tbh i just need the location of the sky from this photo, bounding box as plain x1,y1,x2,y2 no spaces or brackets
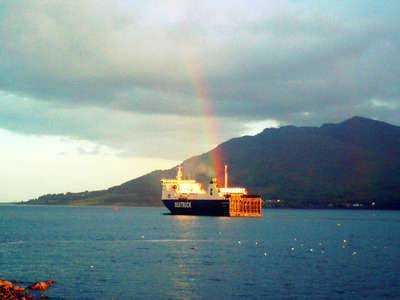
1,0,399,202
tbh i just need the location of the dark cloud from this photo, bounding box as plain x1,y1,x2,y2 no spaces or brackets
0,0,399,159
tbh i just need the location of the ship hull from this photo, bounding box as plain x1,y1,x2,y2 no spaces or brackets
162,199,230,216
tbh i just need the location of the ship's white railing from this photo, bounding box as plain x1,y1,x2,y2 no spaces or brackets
219,187,247,195
178,183,205,194
161,179,206,195
161,179,197,185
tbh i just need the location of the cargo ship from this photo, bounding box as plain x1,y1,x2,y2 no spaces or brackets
161,166,262,217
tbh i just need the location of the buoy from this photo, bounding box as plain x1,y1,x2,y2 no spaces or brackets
115,207,118,212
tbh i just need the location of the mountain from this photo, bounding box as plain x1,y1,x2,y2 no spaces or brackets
23,116,400,209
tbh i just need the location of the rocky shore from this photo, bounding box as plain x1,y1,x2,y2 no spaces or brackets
0,278,55,300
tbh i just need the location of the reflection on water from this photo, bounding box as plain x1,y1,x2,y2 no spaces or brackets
167,215,199,299
0,206,399,299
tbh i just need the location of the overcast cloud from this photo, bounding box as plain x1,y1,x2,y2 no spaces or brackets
1,0,399,201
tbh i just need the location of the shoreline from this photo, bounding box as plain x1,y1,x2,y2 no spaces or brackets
0,278,54,300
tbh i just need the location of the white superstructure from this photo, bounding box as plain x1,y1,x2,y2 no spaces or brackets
161,166,247,200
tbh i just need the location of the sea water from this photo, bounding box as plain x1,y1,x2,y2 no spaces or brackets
0,205,399,299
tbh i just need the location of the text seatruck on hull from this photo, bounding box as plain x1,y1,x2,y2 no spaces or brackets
161,166,262,217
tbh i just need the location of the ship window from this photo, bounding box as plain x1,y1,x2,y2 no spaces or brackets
210,188,213,196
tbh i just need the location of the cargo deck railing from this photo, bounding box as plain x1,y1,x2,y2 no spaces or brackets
229,194,262,217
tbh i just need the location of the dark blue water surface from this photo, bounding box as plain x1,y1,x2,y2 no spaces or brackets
0,205,399,299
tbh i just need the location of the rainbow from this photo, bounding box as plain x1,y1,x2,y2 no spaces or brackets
182,49,225,178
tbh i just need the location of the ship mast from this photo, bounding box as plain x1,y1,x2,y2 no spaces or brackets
225,165,228,188
176,166,183,182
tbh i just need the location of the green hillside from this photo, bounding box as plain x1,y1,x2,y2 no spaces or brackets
22,117,400,209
